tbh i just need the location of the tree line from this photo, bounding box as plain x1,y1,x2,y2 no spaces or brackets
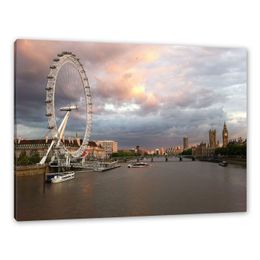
215,143,246,157
15,151,41,166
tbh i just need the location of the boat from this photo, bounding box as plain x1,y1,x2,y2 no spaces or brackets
219,161,228,167
51,171,75,183
94,161,121,172
128,162,149,168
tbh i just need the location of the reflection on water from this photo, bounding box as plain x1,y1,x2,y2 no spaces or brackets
15,159,246,220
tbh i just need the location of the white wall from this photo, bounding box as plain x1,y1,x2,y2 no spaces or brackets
0,1,259,259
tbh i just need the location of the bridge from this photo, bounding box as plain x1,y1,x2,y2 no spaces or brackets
115,154,196,163
176,155,196,161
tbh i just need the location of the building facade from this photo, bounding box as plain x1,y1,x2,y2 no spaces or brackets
192,142,207,157
209,129,217,148
96,140,118,157
14,139,106,161
183,136,189,150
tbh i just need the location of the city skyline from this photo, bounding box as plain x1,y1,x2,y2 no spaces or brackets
15,40,247,148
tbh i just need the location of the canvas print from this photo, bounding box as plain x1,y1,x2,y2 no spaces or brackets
14,40,247,221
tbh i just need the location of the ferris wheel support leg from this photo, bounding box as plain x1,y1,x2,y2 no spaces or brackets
65,154,70,167
39,111,70,165
38,139,55,165
56,111,70,148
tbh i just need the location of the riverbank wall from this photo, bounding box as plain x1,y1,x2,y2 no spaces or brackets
197,157,246,167
15,165,48,176
225,158,247,166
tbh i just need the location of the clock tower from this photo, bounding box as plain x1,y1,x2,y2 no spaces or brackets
222,122,228,148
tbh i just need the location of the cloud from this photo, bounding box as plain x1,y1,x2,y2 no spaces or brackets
15,40,247,148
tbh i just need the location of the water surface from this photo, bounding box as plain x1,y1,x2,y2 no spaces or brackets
15,159,246,220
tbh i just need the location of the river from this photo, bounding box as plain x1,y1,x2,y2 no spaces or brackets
15,158,246,221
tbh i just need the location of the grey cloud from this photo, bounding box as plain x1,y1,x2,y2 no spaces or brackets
15,40,247,148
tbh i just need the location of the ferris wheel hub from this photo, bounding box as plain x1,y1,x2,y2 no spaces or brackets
60,105,78,111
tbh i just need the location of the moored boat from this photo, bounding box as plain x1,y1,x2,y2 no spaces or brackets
51,171,75,183
94,161,121,172
128,162,149,168
219,161,228,167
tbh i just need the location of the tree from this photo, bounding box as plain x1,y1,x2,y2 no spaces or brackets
29,151,41,164
16,150,41,166
181,148,192,155
215,143,246,157
16,151,30,166
112,150,135,158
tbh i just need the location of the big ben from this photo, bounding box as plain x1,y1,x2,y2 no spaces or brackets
222,122,228,147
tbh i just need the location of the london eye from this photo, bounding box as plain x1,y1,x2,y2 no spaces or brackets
39,51,92,165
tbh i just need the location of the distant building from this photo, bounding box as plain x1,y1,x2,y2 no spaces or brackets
193,142,207,157
183,136,189,150
172,146,182,155
146,149,155,155
209,129,217,148
228,137,246,145
192,142,215,158
159,147,165,155
96,140,118,157
222,122,228,147
14,139,105,160
135,145,140,154
165,147,174,155
191,122,245,158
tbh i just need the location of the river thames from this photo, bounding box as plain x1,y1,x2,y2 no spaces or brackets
15,158,246,221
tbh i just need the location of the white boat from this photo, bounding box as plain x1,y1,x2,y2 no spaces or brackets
94,161,121,172
51,171,75,183
128,162,149,168
219,161,228,167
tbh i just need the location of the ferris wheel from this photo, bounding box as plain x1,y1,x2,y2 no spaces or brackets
39,51,92,165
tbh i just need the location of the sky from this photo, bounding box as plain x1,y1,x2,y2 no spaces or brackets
15,39,247,149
